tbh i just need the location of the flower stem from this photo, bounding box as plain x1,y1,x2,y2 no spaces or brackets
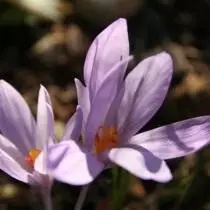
74,185,89,210
41,189,53,210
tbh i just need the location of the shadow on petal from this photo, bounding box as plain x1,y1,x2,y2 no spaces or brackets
129,145,163,173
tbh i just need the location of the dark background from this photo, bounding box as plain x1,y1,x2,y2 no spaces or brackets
1,0,210,209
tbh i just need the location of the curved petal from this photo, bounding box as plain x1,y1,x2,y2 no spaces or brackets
0,134,25,168
0,134,29,183
75,79,90,129
84,18,129,100
0,80,36,155
62,106,83,141
109,147,172,183
47,141,104,185
130,116,210,160
118,52,173,141
85,57,131,147
36,85,54,149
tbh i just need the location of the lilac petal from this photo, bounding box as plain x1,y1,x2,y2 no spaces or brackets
36,85,54,149
84,18,129,100
118,52,173,141
0,80,36,155
36,86,54,175
108,147,172,183
34,151,47,175
75,79,90,129
47,141,104,185
0,134,26,168
85,57,131,147
105,84,125,126
130,116,210,160
62,106,83,141
0,134,29,183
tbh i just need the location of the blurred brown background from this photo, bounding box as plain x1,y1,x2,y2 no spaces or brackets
1,0,210,209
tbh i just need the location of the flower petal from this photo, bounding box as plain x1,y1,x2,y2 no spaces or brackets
47,141,104,185
0,134,29,183
118,52,173,141
84,18,129,100
130,116,210,159
75,79,90,129
34,151,48,175
85,57,131,146
0,80,36,155
36,85,54,149
62,106,83,141
108,147,172,183
0,134,25,167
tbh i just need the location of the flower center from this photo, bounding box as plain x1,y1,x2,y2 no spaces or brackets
93,126,119,155
24,149,41,168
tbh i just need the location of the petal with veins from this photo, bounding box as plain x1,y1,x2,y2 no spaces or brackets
130,116,210,159
118,52,173,141
0,80,36,155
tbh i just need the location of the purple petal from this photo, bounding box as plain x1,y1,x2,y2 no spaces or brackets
130,116,210,159
47,141,104,185
0,80,36,155
36,85,54,149
75,79,90,129
0,134,29,183
118,52,173,141
62,106,83,141
108,147,172,183
34,151,47,175
0,134,25,167
105,84,125,126
84,18,129,100
85,57,131,146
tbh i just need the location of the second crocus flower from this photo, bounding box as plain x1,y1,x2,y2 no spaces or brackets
0,80,54,206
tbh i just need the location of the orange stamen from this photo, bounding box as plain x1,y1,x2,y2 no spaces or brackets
24,149,41,168
93,126,119,155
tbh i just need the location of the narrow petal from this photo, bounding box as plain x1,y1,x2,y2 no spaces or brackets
36,86,54,175
0,80,36,155
0,134,29,183
105,84,125,126
108,147,172,183
47,141,104,185
118,52,173,141
84,18,129,100
85,58,131,146
130,116,210,160
75,79,90,129
62,106,83,141
34,151,47,175
36,85,54,149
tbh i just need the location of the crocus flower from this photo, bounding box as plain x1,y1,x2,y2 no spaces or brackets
47,18,210,185
0,80,54,190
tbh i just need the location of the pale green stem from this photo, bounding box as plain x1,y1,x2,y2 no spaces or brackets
42,190,53,210
74,185,89,210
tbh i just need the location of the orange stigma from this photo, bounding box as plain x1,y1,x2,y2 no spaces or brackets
93,126,119,155
24,149,41,168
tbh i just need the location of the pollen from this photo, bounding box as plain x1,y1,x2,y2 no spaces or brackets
24,149,41,168
93,126,119,155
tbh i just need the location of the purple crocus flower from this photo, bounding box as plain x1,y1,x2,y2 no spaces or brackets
0,80,54,189
47,18,210,185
